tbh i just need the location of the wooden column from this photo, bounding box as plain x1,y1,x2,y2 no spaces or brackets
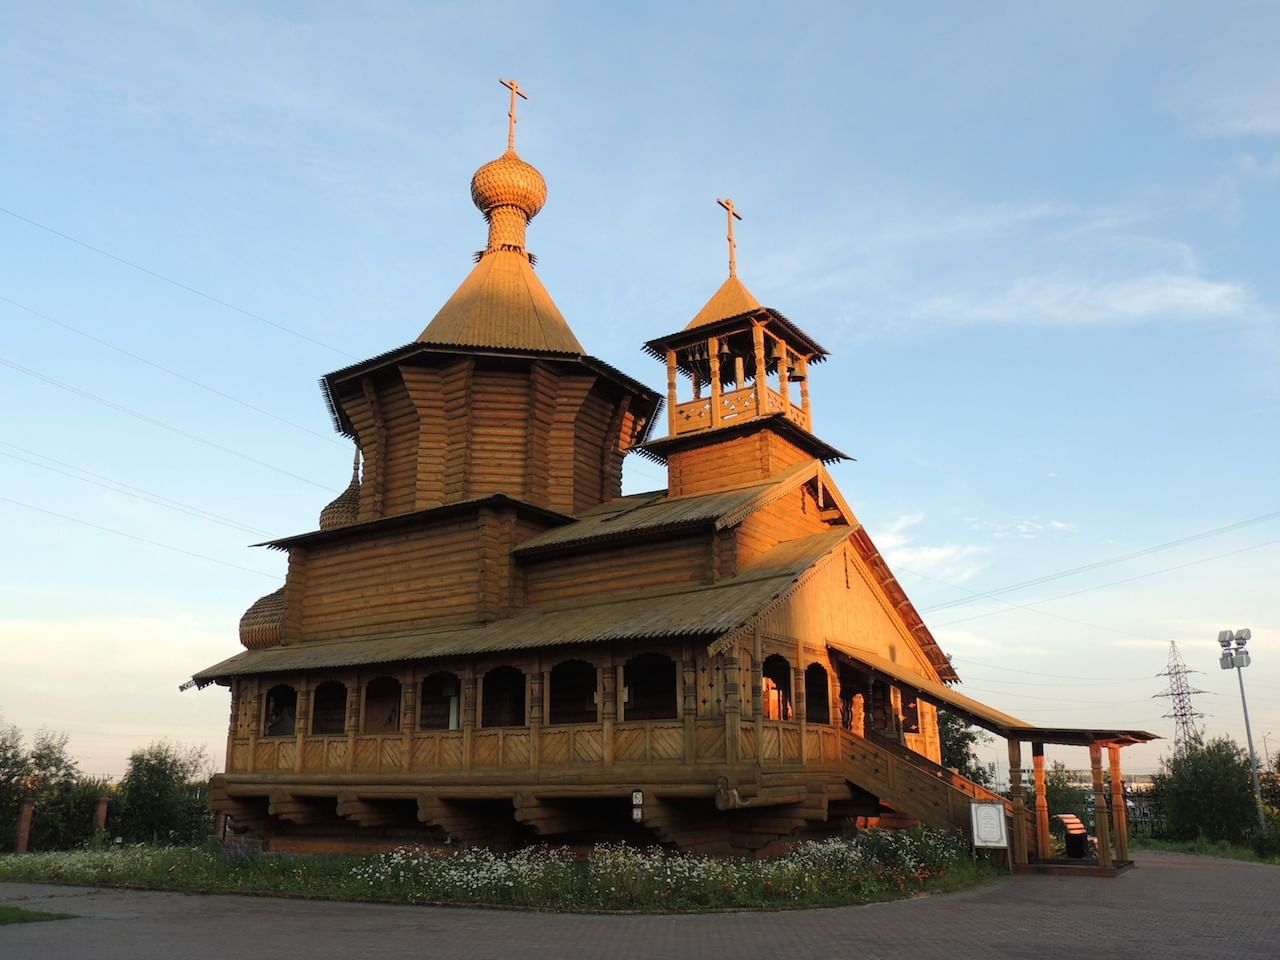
793,656,807,763
752,626,764,761
1108,744,1130,862
1032,742,1050,860
665,349,678,435
246,685,261,773
462,671,477,770
401,674,415,769
682,644,697,763
345,676,359,771
777,344,790,413
753,324,767,417
225,681,240,772
798,357,811,427
93,796,109,833
601,656,617,766
1007,739,1028,865
294,684,310,774
724,654,742,764
708,336,722,427
528,669,543,769
1089,741,1113,868
734,355,745,389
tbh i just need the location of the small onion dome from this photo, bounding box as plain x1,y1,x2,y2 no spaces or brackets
239,586,284,650
319,458,361,530
470,149,547,220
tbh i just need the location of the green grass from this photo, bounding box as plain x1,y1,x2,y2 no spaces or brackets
0,905,74,924
0,830,999,913
1132,836,1280,865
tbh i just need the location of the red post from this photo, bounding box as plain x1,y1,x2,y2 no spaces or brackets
15,799,35,853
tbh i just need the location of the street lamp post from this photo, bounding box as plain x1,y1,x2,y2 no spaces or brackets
1218,629,1266,829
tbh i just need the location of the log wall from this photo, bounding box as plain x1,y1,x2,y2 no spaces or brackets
666,427,814,497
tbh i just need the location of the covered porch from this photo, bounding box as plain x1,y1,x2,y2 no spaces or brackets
828,645,1159,877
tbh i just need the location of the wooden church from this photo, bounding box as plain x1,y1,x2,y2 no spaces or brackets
193,83,1154,861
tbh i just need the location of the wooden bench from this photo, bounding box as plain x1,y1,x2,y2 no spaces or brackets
1056,814,1093,858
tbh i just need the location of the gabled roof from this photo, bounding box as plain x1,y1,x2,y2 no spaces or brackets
514,461,828,556
191,530,852,684
828,646,1158,747
418,249,584,354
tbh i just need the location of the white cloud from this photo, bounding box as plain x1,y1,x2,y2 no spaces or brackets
968,516,1075,540
871,512,989,585
911,272,1249,327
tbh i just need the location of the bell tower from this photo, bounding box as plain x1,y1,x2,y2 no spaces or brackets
641,198,847,496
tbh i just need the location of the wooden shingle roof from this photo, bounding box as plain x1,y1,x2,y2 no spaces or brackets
418,249,584,354
192,530,851,685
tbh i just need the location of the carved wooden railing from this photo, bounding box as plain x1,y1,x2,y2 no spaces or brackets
840,729,1037,853
226,718,732,775
672,386,809,436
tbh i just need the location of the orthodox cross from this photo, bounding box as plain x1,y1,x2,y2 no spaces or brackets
717,197,743,277
500,78,528,151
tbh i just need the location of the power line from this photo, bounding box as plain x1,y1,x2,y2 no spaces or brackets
934,536,1280,629
923,509,1280,612
898,564,1161,642
949,656,1155,682
0,205,356,360
0,495,279,581
0,354,332,491
0,440,270,536
0,293,345,447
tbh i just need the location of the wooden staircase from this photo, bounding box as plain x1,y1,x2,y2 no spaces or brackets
839,728,1037,855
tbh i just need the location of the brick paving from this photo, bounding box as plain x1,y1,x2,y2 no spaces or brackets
1,852,1276,960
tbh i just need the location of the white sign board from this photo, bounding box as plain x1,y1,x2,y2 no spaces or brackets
969,801,1009,849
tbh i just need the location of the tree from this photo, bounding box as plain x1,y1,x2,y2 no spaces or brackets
939,710,994,787
0,723,30,852
116,742,212,845
1157,737,1257,844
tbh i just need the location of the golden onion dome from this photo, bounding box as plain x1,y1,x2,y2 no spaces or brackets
470,149,547,220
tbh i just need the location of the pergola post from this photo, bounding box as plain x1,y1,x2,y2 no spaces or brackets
1007,738,1028,865
1088,741,1114,868
708,336,722,428
1108,744,1130,862
1032,742,1050,860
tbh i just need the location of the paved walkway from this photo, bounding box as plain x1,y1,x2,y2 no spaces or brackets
2,852,1276,959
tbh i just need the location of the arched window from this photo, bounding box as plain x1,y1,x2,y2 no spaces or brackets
263,684,297,737
805,663,831,725
363,676,401,734
481,666,526,728
623,653,677,721
420,672,460,731
311,680,348,735
549,660,598,725
762,654,792,721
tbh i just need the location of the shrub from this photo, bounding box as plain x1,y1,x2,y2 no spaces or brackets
115,743,213,845
1156,738,1257,845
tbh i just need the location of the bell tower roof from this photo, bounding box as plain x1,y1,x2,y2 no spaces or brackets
418,79,585,355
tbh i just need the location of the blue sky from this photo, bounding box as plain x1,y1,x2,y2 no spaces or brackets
1,2,1277,777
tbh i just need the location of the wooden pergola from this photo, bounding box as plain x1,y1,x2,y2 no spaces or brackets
829,646,1158,874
